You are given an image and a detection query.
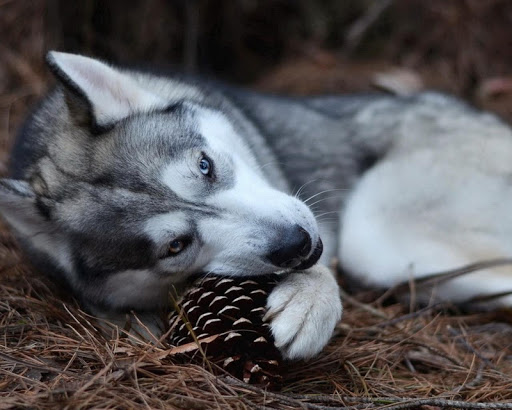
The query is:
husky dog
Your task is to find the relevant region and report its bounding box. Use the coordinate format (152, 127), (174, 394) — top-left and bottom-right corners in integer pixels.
(1, 52), (512, 359)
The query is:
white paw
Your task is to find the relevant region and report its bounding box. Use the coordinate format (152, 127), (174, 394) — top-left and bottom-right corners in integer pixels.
(265, 265), (342, 360)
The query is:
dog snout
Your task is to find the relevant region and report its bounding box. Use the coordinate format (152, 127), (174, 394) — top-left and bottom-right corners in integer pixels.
(267, 225), (312, 269)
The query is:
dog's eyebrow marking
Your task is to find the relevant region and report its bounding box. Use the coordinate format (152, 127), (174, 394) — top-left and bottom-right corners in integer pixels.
(196, 109), (240, 154)
(161, 158), (199, 202)
(144, 211), (189, 242)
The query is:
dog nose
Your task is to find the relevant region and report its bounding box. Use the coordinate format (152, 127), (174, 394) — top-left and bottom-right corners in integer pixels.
(267, 225), (312, 268)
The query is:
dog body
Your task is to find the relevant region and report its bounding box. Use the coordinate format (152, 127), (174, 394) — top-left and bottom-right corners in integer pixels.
(231, 90), (512, 305)
(1, 52), (511, 359)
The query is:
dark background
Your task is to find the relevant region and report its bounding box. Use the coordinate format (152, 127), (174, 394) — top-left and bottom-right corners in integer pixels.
(2, 0), (512, 173)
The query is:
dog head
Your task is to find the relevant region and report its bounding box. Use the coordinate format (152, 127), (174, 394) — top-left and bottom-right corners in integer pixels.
(0, 52), (322, 312)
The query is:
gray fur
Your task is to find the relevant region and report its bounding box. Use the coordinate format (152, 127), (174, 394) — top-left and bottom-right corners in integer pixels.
(2, 52), (512, 358)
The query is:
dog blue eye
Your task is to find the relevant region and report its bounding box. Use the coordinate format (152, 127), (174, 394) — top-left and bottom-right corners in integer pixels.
(199, 156), (212, 177)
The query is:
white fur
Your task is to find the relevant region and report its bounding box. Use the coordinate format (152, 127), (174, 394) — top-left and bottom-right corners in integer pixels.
(196, 108), (319, 240)
(340, 111), (512, 304)
(161, 157), (200, 202)
(194, 109), (321, 276)
(265, 265), (342, 359)
(196, 109), (261, 173)
(144, 211), (189, 243)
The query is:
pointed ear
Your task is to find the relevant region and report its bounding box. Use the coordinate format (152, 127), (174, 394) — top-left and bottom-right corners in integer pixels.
(0, 179), (49, 237)
(46, 51), (167, 130)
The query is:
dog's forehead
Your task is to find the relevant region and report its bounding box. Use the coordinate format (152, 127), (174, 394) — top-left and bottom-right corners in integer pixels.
(65, 105), (241, 230)
(101, 104), (241, 172)
(195, 106), (250, 155)
(113, 109), (204, 160)
(89, 109), (203, 188)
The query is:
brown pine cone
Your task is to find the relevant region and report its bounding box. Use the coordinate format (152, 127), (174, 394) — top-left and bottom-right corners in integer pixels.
(168, 274), (283, 388)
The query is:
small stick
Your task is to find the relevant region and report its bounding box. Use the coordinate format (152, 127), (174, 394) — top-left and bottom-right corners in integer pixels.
(223, 377), (512, 410)
(338, 286), (388, 319)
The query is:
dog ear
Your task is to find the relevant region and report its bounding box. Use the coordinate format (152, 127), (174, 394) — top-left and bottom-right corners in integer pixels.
(0, 179), (49, 237)
(46, 51), (167, 132)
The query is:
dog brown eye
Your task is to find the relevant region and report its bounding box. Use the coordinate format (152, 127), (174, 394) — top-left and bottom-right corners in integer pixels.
(168, 239), (186, 255)
(161, 236), (192, 259)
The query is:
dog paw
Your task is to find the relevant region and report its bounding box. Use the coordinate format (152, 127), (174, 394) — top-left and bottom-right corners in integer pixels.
(265, 265), (342, 360)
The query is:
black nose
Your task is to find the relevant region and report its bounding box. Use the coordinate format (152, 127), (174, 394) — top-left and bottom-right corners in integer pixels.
(267, 225), (312, 268)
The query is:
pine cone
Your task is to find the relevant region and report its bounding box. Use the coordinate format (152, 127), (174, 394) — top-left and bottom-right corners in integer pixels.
(168, 274), (283, 388)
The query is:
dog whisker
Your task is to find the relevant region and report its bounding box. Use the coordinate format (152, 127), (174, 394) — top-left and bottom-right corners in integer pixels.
(294, 179), (319, 199)
(303, 188), (347, 204)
